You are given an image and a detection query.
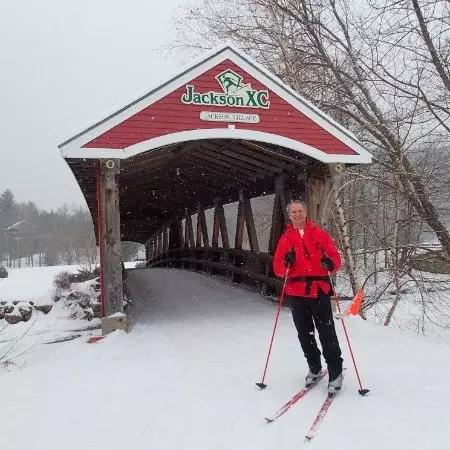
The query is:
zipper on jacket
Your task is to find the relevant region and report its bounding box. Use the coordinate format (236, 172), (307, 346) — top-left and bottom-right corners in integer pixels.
(297, 229), (311, 259)
(303, 242), (311, 259)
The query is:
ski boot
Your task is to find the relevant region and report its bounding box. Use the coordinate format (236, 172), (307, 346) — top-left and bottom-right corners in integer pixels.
(327, 373), (343, 396)
(305, 369), (322, 387)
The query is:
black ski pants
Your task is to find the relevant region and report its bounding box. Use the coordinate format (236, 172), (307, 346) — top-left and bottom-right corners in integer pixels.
(289, 293), (343, 381)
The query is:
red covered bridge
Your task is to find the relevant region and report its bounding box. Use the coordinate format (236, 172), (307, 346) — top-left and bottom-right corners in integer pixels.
(59, 45), (372, 333)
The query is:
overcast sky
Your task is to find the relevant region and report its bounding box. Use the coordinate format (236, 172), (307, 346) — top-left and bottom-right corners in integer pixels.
(0, 0), (191, 210)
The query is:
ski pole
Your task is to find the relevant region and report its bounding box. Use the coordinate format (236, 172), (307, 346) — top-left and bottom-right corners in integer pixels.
(328, 273), (370, 396)
(256, 266), (290, 389)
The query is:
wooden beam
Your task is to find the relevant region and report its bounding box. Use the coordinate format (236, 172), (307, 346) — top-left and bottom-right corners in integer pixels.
(291, 173), (308, 201)
(185, 212), (195, 247)
(244, 195), (260, 252)
(239, 140), (310, 167)
(98, 159), (123, 318)
(183, 218), (189, 248)
(196, 209), (202, 247)
(197, 146), (272, 177)
(268, 192), (285, 254)
(177, 168), (236, 192)
(155, 233), (160, 256)
(177, 220), (184, 247)
(187, 152), (260, 181)
(274, 174), (289, 222)
(184, 155), (255, 184)
(198, 204), (210, 248)
(169, 222), (182, 249)
(215, 201), (230, 249)
(163, 228), (169, 253)
(308, 176), (326, 225)
(228, 142), (290, 167)
(307, 173), (333, 228)
(235, 189), (246, 250)
(212, 204), (220, 248)
(149, 240), (155, 260)
(122, 175), (196, 199)
(177, 175), (227, 194)
(120, 143), (194, 177)
(221, 147), (284, 173)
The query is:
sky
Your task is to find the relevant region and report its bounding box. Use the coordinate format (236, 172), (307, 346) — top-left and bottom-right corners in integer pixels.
(0, 0), (191, 210)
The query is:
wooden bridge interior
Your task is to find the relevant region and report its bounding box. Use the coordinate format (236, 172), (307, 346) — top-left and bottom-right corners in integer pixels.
(67, 137), (332, 297)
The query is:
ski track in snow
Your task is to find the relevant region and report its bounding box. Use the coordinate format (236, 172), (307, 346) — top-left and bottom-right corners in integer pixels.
(1, 266), (450, 449)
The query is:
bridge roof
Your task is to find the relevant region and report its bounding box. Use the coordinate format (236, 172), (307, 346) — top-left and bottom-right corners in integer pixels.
(59, 44), (372, 243)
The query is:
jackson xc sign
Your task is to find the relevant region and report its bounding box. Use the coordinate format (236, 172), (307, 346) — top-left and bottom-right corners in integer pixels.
(181, 69), (270, 109)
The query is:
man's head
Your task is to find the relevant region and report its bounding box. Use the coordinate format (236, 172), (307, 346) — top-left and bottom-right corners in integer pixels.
(287, 200), (308, 229)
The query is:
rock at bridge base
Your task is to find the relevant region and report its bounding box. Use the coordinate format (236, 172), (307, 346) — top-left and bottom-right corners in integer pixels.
(101, 312), (127, 335)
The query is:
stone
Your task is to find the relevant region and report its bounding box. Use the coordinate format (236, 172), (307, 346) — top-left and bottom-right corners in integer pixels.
(68, 291), (91, 304)
(19, 305), (32, 322)
(5, 311), (23, 325)
(101, 313), (127, 335)
(79, 298), (90, 309)
(84, 307), (94, 321)
(34, 304), (53, 314)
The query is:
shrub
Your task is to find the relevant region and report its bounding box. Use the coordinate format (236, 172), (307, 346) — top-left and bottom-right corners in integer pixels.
(53, 271), (72, 290)
(70, 266), (100, 283)
(0, 267), (8, 278)
(134, 261), (146, 268)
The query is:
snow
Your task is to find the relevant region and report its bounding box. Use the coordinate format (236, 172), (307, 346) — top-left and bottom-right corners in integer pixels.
(1, 266), (450, 449)
(0, 265), (79, 302)
(4, 219), (28, 231)
(0, 265), (99, 355)
(109, 312), (126, 318)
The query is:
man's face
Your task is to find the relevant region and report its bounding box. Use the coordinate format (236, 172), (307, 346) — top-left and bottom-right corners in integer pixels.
(289, 202), (307, 228)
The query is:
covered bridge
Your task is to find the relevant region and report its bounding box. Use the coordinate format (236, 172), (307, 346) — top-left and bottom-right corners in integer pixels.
(59, 45), (372, 333)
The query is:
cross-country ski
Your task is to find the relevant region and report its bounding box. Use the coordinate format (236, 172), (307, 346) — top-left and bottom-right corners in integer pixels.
(304, 371), (346, 441)
(264, 370), (328, 423)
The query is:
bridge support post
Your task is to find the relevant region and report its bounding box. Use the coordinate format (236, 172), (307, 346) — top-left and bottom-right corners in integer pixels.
(98, 158), (125, 334)
(307, 166), (332, 228)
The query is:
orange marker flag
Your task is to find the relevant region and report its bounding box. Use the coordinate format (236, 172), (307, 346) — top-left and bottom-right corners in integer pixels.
(347, 289), (364, 317)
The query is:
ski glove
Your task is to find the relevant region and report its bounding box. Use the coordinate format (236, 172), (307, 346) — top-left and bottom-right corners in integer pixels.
(283, 247), (296, 266)
(321, 256), (334, 272)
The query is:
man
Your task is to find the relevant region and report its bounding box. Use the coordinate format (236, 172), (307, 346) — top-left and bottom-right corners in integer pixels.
(273, 200), (344, 394)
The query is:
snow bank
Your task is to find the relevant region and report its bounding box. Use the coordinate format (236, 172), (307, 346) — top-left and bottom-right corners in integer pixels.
(0, 266), (449, 450)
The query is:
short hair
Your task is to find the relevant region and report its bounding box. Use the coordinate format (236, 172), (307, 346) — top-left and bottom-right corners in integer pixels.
(286, 199), (308, 214)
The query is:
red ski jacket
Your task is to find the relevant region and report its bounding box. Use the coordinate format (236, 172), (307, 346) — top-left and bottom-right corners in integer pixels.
(273, 221), (341, 298)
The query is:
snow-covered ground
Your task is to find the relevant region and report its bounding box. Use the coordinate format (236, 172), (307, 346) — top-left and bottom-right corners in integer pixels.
(0, 265), (100, 360)
(1, 266), (450, 449)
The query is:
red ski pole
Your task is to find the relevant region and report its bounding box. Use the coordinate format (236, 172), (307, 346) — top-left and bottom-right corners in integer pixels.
(328, 273), (370, 396)
(256, 266), (290, 390)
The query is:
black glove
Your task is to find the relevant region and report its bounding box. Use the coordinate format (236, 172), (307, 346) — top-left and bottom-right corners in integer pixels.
(321, 256), (334, 271)
(284, 247), (296, 266)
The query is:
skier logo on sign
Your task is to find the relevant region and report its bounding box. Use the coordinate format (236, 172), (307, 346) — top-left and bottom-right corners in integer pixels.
(215, 70), (249, 95)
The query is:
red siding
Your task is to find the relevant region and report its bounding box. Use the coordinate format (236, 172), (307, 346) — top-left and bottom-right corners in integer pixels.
(83, 60), (357, 155)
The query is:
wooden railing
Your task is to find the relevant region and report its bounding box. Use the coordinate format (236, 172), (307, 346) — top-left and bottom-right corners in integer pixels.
(147, 247), (283, 295)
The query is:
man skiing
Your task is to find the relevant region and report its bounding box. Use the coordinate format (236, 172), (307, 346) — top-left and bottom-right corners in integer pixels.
(273, 200), (343, 395)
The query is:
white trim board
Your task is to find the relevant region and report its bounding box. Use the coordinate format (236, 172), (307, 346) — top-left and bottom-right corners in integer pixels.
(61, 128), (371, 164)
